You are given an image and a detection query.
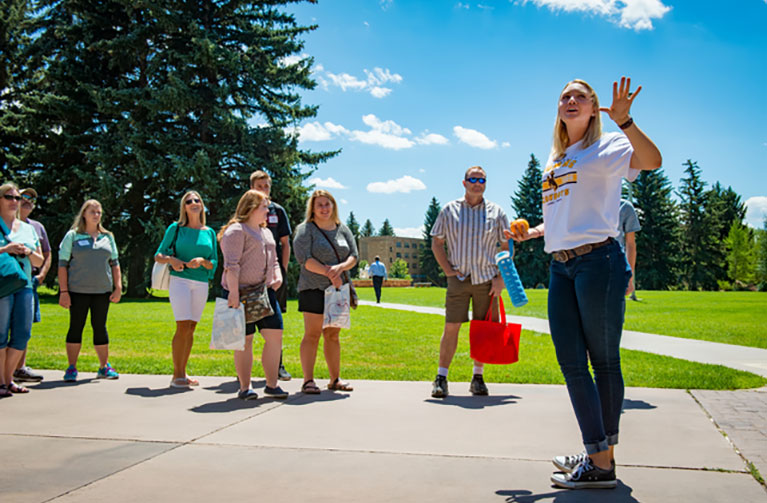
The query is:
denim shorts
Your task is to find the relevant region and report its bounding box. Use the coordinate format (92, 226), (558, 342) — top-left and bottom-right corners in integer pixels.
(220, 287), (283, 335)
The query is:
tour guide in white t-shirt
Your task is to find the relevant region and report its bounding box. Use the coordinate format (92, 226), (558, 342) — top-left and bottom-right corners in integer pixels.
(508, 77), (662, 491)
(429, 165), (510, 399)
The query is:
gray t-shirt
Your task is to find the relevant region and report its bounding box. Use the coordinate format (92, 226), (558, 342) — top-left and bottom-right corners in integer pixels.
(616, 199), (641, 251)
(59, 230), (119, 294)
(293, 222), (358, 292)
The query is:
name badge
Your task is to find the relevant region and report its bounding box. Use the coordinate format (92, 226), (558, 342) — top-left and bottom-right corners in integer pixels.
(336, 236), (347, 248)
(77, 240), (91, 247)
(268, 215), (279, 224)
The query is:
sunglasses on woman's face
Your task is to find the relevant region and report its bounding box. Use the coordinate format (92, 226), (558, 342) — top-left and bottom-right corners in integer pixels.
(465, 177), (486, 184)
(185, 198), (202, 205)
(3, 194), (23, 201)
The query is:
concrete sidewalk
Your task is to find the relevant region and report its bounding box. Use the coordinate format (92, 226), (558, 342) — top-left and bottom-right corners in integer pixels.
(2, 371), (765, 502)
(360, 300), (767, 378)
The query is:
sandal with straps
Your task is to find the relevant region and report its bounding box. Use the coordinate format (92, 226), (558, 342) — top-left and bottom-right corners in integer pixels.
(0, 384), (12, 398)
(301, 380), (321, 394)
(327, 378), (353, 392)
(8, 382), (30, 394)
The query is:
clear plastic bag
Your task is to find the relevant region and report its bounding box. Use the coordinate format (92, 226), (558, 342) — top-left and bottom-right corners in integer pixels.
(210, 298), (246, 350)
(323, 284), (351, 329)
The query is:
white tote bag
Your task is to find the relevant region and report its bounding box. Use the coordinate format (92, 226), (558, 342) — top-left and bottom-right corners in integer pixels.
(151, 262), (171, 291)
(322, 284), (351, 329)
(210, 298), (246, 350)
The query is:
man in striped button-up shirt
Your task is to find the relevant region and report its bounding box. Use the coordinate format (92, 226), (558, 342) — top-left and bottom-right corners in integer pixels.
(430, 166), (510, 398)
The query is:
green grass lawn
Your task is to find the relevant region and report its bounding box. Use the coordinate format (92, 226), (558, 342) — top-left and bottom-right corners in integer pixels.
(357, 287), (767, 349)
(25, 295), (766, 390)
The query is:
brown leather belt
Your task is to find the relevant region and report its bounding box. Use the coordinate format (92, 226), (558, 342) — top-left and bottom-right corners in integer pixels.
(552, 238), (613, 263)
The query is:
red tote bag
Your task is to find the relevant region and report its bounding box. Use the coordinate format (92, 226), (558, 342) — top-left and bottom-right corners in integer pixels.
(469, 297), (522, 364)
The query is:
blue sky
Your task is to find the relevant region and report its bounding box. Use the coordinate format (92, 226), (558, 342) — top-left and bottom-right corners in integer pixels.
(285, 0), (767, 236)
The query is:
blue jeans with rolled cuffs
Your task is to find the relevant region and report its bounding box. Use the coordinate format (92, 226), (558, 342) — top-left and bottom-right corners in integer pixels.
(548, 240), (631, 455)
(0, 287), (34, 350)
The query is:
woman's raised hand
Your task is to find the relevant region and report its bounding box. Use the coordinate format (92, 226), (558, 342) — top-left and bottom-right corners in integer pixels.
(599, 76), (641, 125)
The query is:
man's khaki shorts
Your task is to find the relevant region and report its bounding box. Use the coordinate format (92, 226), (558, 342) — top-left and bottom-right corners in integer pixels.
(445, 276), (499, 324)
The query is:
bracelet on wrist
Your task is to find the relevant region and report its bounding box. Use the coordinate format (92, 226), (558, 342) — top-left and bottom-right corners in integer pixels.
(60, 290), (68, 294)
(618, 117), (634, 130)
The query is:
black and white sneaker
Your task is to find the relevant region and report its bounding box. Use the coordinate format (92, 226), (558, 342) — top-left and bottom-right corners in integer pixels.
(431, 375), (448, 398)
(263, 385), (289, 399)
(551, 457), (617, 489)
(13, 366), (44, 382)
(469, 374), (489, 396)
(278, 365), (292, 381)
(552, 452), (588, 473)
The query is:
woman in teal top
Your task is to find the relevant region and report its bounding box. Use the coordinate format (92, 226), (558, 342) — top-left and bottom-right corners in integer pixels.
(58, 199), (122, 382)
(154, 191), (218, 388)
(1, 182), (44, 397)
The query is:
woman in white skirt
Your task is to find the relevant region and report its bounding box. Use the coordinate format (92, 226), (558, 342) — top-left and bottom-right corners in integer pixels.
(155, 191), (218, 388)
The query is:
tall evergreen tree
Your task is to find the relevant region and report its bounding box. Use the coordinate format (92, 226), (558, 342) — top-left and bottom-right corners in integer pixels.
(419, 197), (444, 287)
(15, 0), (335, 296)
(510, 153), (548, 287)
(706, 182), (746, 284)
(631, 169), (681, 290)
(346, 211), (360, 278)
(678, 160), (719, 290)
(360, 219), (375, 237)
(378, 218), (395, 236)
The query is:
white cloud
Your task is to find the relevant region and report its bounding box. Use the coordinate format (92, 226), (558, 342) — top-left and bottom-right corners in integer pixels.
(522, 0), (671, 31)
(456, 2), (470, 8)
(394, 226), (425, 238)
(350, 114), (415, 150)
(501, 141), (511, 148)
(380, 0), (393, 10)
(279, 53), (309, 67)
(309, 177), (348, 189)
(745, 196), (767, 228)
(297, 121), (349, 142)
(453, 126), (498, 149)
(367, 175), (427, 194)
(318, 66), (403, 98)
(340, 199), (349, 205)
(416, 132), (450, 145)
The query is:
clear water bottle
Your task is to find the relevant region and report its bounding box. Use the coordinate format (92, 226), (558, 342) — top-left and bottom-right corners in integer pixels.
(495, 240), (528, 308)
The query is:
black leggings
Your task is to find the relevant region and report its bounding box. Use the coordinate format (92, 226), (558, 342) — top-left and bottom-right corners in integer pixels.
(66, 292), (111, 345)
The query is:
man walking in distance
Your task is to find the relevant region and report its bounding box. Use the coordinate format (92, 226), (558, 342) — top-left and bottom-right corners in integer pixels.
(430, 166), (509, 398)
(369, 255), (387, 303)
(250, 170), (293, 381)
(617, 198), (641, 301)
(13, 188), (51, 382)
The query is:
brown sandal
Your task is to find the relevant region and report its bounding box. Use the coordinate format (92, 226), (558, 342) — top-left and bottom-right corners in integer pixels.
(327, 378), (353, 392)
(8, 382), (29, 394)
(301, 380), (321, 394)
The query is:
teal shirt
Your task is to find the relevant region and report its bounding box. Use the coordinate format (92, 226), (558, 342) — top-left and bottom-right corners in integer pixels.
(1, 220), (40, 289)
(155, 223), (218, 283)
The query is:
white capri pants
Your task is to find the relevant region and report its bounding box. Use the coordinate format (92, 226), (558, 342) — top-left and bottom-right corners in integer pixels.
(168, 276), (209, 322)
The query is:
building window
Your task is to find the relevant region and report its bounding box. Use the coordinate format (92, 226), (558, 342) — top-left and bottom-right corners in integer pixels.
(404, 253), (409, 258)
(404, 242), (410, 248)
(396, 242), (402, 248)
(396, 252), (401, 258)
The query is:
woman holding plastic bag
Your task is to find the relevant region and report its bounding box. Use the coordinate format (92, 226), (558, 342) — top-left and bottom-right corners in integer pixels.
(218, 190), (287, 401)
(293, 190), (357, 395)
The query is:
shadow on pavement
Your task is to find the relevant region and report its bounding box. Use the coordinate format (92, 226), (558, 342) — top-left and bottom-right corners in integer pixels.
(497, 480), (638, 502)
(425, 394), (520, 409)
(204, 380), (242, 394)
(28, 378), (97, 390)
(284, 391), (351, 406)
(190, 397), (266, 413)
(622, 398), (657, 411)
(125, 386), (193, 398)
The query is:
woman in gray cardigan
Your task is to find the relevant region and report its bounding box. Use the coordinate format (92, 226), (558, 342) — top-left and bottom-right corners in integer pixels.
(293, 190), (357, 394)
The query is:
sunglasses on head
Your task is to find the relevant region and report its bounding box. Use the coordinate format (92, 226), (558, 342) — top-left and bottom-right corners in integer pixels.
(465, 177), (486, 184)
(185, 198), (202, 205)
(3, 194), (23, 201)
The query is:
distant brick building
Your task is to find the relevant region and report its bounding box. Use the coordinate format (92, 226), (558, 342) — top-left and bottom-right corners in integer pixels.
(359, 236), (426, 281)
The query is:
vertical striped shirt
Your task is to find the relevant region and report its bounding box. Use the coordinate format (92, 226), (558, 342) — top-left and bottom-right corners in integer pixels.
(431, 197), (509, 285)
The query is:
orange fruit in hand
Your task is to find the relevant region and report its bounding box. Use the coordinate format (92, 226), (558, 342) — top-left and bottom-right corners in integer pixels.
(511, 218), (529, 235)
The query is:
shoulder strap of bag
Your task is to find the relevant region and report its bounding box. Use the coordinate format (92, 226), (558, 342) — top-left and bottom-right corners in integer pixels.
(312, 222), (351, 284)
(484, 296), (507, 325)
(170, 223), (181, 256)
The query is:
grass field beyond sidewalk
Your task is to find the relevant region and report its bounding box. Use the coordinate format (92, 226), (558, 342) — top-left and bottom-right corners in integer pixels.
(24, 295), (766, 390)
(356, 288), (767, 349)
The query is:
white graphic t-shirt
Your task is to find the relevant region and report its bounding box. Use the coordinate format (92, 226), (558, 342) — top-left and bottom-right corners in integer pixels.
(542, 132), (640, 253)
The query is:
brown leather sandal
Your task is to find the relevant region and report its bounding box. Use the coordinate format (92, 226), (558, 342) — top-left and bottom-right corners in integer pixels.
(327, 378), (353, 392)
(301, 380), (321, 394)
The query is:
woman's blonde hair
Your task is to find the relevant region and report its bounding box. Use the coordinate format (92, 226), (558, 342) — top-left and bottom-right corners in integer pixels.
(71, 199), (112, 236)
(304, 189), (340, 225)
(551, 79), (602, 160)
(178, 191), (206, 227)
(0, 182), (21, 219)
(217, 190), (269, 240)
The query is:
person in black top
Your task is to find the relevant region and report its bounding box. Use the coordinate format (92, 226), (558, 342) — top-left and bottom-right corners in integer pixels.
(250, 170), (293, 381)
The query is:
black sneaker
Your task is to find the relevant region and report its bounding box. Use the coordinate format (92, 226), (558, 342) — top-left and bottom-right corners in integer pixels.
(13, 366), (44, 382)
(431, 375), (448, 398)
(263, 385), (289, 399)
(552, 452), (588, 473)
(238, 389), (258, 400)
(469, 374), (489, 396)
(278, 365), (292, 381)
(551, 457), (617, 489)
